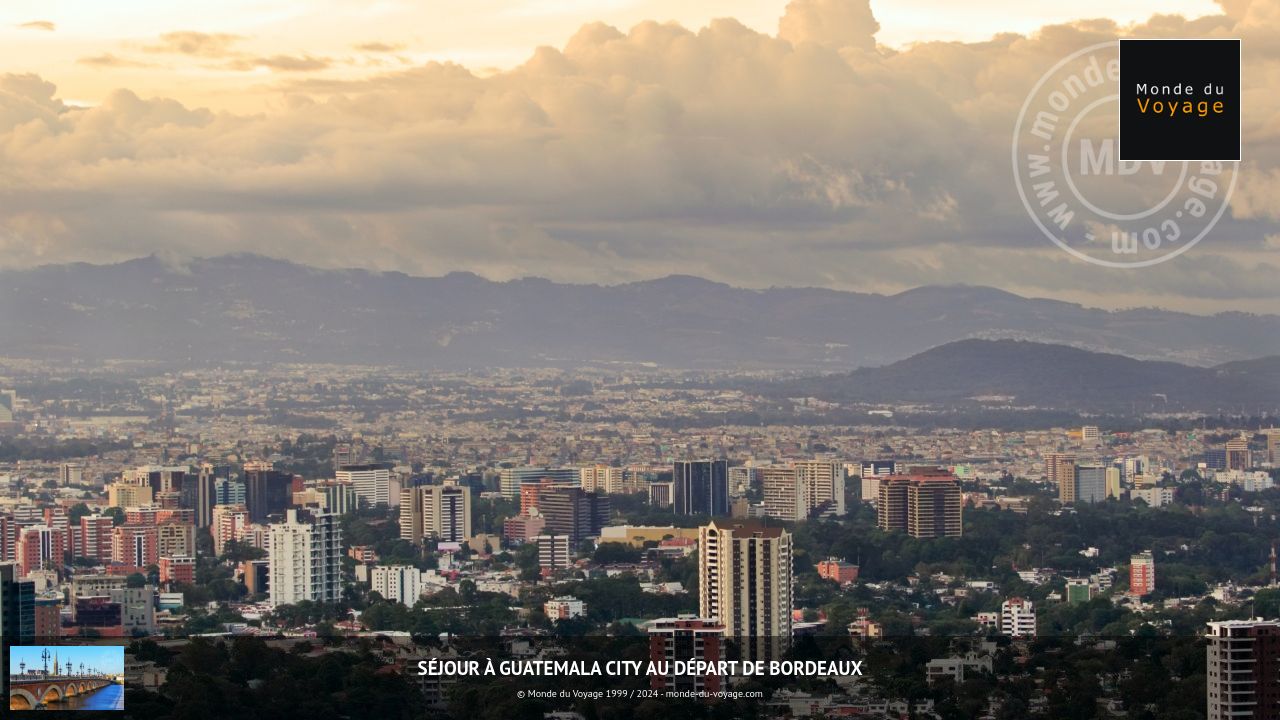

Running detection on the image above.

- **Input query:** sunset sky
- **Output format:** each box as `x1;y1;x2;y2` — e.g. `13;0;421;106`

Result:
1;0;1277;313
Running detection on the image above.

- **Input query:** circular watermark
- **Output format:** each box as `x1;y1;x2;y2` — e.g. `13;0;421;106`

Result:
1012;41;1236;268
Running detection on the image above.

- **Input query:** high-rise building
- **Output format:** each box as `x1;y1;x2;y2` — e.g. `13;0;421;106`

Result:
17;525;64;576
0;562;35;641
1000;597;1036;637
1045;453;1077;503
876;470;963;538
540;487;610;544
337;463;395;508
111;524;159;569
79;515;115;563
371;565;424;606
674;460;729;516
579;465;624;494
536;534;572;576
647;616;725;693
195;463;233;529
698;520;792;662
159;555;196;585
401;481;473;544
760;462;846;520
157;522;195;559
499;467;580;500
244;461;295;522
1130;551;1155;597
1226;436;1251;472
1206;620;1280;720
648;481;674;508
59;463;84;487
1266;430;1280;465
108;482;154;508
1074;464;1108;504
212;504;251;556
1081;425;1101;445
268;509;343;606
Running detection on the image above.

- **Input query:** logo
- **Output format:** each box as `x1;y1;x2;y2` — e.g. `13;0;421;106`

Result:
1012;41;1237;268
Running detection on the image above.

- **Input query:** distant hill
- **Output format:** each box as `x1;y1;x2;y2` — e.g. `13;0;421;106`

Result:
1;254;1279;370
775;339;1280;413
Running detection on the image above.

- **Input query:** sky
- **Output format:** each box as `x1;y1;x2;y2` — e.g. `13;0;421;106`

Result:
1;0;1278;314
9;646;124;676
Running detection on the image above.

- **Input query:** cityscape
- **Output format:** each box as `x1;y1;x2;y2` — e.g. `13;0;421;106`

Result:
0;357;1279;717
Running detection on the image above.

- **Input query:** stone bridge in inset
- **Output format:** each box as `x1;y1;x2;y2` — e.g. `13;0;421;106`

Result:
9;675;116;710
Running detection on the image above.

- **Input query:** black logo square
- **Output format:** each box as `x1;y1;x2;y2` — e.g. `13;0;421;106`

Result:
1119;39;1240;161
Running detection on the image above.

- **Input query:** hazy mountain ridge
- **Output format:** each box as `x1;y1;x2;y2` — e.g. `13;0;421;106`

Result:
775;339;1280;413
2;254;1279;370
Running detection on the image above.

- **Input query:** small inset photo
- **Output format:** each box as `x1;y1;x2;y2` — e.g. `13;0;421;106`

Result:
8;645;124;711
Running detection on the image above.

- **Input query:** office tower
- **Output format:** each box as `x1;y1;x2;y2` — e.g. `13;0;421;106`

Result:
108;482;154;508
1081;425;1101;444
1267;430;1280;465
401;481;473;544
0;515;11;562
195;463;234;528
1130;551;1155;597
1206;620;1280;720
130;465;190;495
877;470;963;538
244;461;294;522
536;534;572;575
579;465;624;494
303;480;356;516
1105;467;1123;499
111;524;159;568
79;515;115;563
215;478;247;506
268;509;343;606
1226;436;1251;472
674;460;729;516
17;525;64;576
1074;464;1107;504
60;463;84;487
371;565;424;606
499;467;580;500
698;520;793;662
1000;597;1036;637
157;522;195;558
539;487;610;544
1045;453;1077;503
0;563;35;640
647;616;725;693
211;504;251;556
337;462;395;508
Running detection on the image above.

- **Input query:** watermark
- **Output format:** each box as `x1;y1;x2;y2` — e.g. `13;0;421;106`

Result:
1012;41;1237;268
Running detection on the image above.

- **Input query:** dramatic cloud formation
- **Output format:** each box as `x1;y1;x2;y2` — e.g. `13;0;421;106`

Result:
0;0;1278;313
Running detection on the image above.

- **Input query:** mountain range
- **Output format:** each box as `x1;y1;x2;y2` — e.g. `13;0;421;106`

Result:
2;254;1279;370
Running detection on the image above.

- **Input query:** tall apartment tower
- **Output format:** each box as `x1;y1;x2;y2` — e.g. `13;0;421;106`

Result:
1074;464;1108;504
877;470;963;538
760;462;847;520
1207;620;1280;719
674;460;729;516
579;465;624;494
647;616;725;693
698;520;793;662
268;509;343;606
400;481;473;544
1045;453;1078;503
337;463;394;509
1130;551;1156;597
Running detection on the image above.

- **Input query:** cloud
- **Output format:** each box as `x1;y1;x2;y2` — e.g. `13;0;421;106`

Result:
354;42;405;53
226;55;332;72
1;1;1280;313
18;21;55;32
77;54;158;69
144;31;243;58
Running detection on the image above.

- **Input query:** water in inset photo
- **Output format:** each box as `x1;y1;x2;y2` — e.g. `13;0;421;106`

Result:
8;646;125;711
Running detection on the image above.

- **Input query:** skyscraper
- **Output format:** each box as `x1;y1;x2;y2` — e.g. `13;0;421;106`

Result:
1130;551;1155;597
674;460;729;516
1206;620;1280;720
244;461;294;522
338;462;395;508
0;562;35;641
1074;464;1107;504
400;481;473;544
268;509;343;606
499;467;580;500
1226;436;1251;472
698;520;792;662
1045;453;1077;503
196;463;233;528
539;487;610;544
876;470;963;538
